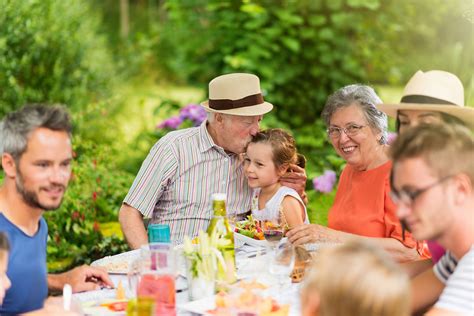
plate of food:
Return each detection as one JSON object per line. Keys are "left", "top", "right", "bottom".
{"left": 81, "top": 299, "right": 128, "bottom": 316}
{"left": 233, "top": 215, "right": 268, "bottom": 248}
{"left": 179, "top": 280, "right": 288, "bottom": 316}
{"left": 91, "top": 249, "right": 141, "bottom": 274}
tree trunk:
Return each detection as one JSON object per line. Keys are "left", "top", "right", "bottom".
{"left": 120, "top": 0, "right": 130, "bottom": 39}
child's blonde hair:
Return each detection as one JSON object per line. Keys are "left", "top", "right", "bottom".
{"left": 249, "top": 128, "right": 306, "bottom": 170}
{"left": 302, "top": 240, "right": 410, "bottom": 316}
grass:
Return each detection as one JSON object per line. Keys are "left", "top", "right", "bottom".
{"left": 112, "top": 76, "right": 203, "bottom": 143}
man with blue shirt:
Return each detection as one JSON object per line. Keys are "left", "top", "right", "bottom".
{"left": 0, "top": 104, "right": 113, "bottom": 315}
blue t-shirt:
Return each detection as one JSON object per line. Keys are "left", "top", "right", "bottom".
{"left": 0, "top": 213, "right": 48, "bottom": 315}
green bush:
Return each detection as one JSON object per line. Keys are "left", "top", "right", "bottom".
{"left": 156, "top": 0, "right": 472, "bottom": 127}
{"left": 158, "top": 0, "right": 371, "bottom": 127}
{"left": 0, "top": 0, "right": 114, "bottom": 116}
{"left": 45, "top": 138, "right": 133, "bottom": 272}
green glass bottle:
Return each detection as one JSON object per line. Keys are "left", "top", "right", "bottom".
{"left": 206, "top": 193, "right": 236, "bottom": 287}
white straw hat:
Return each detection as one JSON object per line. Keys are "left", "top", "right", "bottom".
{"left": 201, "top": 73, "right": 273, "bottom": 116}
{"left": 377, "top": 70, "right": 474, "bottom": 129}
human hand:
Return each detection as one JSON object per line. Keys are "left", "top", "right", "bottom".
{"left": 61, "top": 265, "right": 114, "bottom": 293}
{"left": 286, "top": 224, "right": 341, "bottom": 246}
{"left": 280, "top": 164, "right": 307, "bottom": 196}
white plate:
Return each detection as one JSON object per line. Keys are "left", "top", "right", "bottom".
{"left": 80, "top": 299, "right": 127, "bottom": 316}
{"left": 91, "top": 249, "right": 141, "bottom": 274}
{"left": 178, "top": 295, "right": 216, "bottom": 315}
{"left": 234, "top": 232, "right": 268, "bottom": 248}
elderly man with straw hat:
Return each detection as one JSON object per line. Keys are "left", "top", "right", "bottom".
{"left": 119, "top": 73, "right": 307, "bottom": 248}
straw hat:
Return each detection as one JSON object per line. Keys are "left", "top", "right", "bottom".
{"left": 377, "top": 70, "right": 474, "bottom": 129}
{"left": 201, "top": 73, "right": 273, "bottom": 116}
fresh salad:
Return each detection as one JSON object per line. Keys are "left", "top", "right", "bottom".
{"left": 234, "top": 215, "right": 264, "bottom": 240}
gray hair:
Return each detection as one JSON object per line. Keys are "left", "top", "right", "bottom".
{"left": 206, "top": 111, "right": 216, "bottom": 123}
{"left": 322, "top": 84, "right": 388, "bottom": 144}
{"left": 0, "top": 104, "right": 72, "bottom": 161}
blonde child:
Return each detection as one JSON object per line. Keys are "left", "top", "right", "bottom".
{"left": 301, "top": 240, "right": 410, "bottom": 316}
{"left": 244, "top": 128, "right": 308, "bottom": 228}
{"left": 0, "top": 232, "right": 11, "bottom": 305}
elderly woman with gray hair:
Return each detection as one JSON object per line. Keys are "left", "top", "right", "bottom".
{"left": 287, "top": 84, "right": 429, "bottom": 262}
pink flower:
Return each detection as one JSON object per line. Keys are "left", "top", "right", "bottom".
{"left": 387, "top": 132, "right": 398, "bottom": 145}
{"left": 179, "top": 104, "right": 207, "bottom": 126}
{"left": 156, "top": 116, "right": 183, "bottom": 130}
{"left": 313, "top": 170, "right": 337, "bottom": 193}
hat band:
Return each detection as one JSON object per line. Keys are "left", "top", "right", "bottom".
{"left": 209, "top": 93, "right": 264, "bottom": 110}
{"left": 401, "top": 95, "right": 456, "bottom": 105}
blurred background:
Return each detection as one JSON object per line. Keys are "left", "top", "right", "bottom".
{"left": 0, "top": 0, "right": 472, "bottom": 271}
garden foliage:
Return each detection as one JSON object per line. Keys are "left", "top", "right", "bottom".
{"left": 45, "top": 137, "right": 132, "bottom": 271}
{"left": 0, "top": 0, "right": 114, "bottom": 116}
{"left": 156, "top": 0, "right": 473, "bottom": 127}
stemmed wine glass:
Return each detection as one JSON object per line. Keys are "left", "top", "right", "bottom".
{"left": 262, "top": 220, "right": 284, "bottom": 250}
{"left": 269, "top": 241, "right": 295, "bottom": 293}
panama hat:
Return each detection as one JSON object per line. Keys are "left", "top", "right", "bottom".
{"left": 201, "top": 73, "right": 273, "bottom": 116}
{"left": 377, "top": 70, "right": 474, "bottom": 129}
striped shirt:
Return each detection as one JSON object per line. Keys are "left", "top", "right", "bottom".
{"left": 434, "top": 246, "right": 474, "bottom": 314}
{"left": 124, "top": 121, "right": 252, "bottom": 243}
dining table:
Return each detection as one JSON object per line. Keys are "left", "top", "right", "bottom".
{"left": 71, "top": 238, "right": 317, "bottom": 316}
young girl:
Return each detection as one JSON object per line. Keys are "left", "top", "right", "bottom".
{"left": 301, "top": 240, "right": 410, "bottom": 316}
{"left": 244, "top": 128, "right": 308, "bottom": 229}
{"left": 0, "top": 232, "right": 11, "bottom": 305}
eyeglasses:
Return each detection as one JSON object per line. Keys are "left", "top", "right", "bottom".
{"left": 326, "top": 124, "right": 366, "bottom": 139}
{"left": 390, "top": 175, "right": 454, "bottom": 208}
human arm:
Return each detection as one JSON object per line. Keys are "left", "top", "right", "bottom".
{"left": 401, "top": 258, "right": 433, "bottom": 278}
{"left": 280, "top": 164, "right": 308, "bottom": 204}
{"left": 286, "top": 224, "right": 420, "bottom": 262}
{"left": 120, "top": 139, "right": 178, "bottom": 249}
{"left": 47, "top": 265, "right": 114, "bottom": 293}
{"left": 119, "top": 203, "right": 148, "bottom": 249}
{"left": 280, "top": 195, "right": 305, "bottom": 228}
{"left": 411, "top": 268, "right": 444, "bottom": 313}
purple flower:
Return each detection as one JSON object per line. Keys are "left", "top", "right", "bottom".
{"left": 313, "top": 170, "right": 337, "bottom": 193}
{"left": 179, "top": 104, "right": 207, "bottom": 126}
{"left": 387, "top": 132, "right": 398, "bottom": 145}
{"left": 156, "top": 116, "right": 183, "bottom": 130}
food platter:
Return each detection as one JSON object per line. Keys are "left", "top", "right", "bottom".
{"left": 234, "top": 232, "right": 268, "bottom": 248}
{"left": 91, "top": 249, "right": 141, "bottom": 274}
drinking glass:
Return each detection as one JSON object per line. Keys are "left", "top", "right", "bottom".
{"left": 269, "top": 241, "right": 295, "bottom": 290}
{"left": 128, "top": 243, "right": 176, "bottom": 316}
{"left": 262, "top": 220, "right": 284, "bottom": 250}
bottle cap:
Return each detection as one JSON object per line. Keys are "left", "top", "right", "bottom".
{"left": 212, "top": 193, "right": 227, "bottom": 201}
{"left": 148, "top": 224, "right": 171, "bottom": 243}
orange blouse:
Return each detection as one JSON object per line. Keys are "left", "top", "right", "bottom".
{"left": 328, "top": 161, "right": 429, "bottom": 258}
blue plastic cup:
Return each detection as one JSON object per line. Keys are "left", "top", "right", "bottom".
{"left": 148, "top": 224, "right": 171, "bottom": 243}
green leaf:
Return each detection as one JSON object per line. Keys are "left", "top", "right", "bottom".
{"left": 281, "top": 37, "right": 300, "bottom": 52}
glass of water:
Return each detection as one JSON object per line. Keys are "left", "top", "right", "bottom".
{"left": 269, "top": 241, "right": 295, "bottom": 289}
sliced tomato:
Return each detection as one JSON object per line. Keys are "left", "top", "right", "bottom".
{"left": 103, "top": 301, "right": 128, "bottom": 312}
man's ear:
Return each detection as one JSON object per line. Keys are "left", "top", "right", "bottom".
{"left": 453, "top": 173, "right": 472, "bottom": 205}
{"left": 2, "top": 153, "right": 18, "bottom": 178}
{"left": 215, "top": 113, "right": 224, "bottom": 124}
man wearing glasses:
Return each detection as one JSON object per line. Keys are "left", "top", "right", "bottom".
{"left": 390, "top": 123, "right": 474, "bottom": 315}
